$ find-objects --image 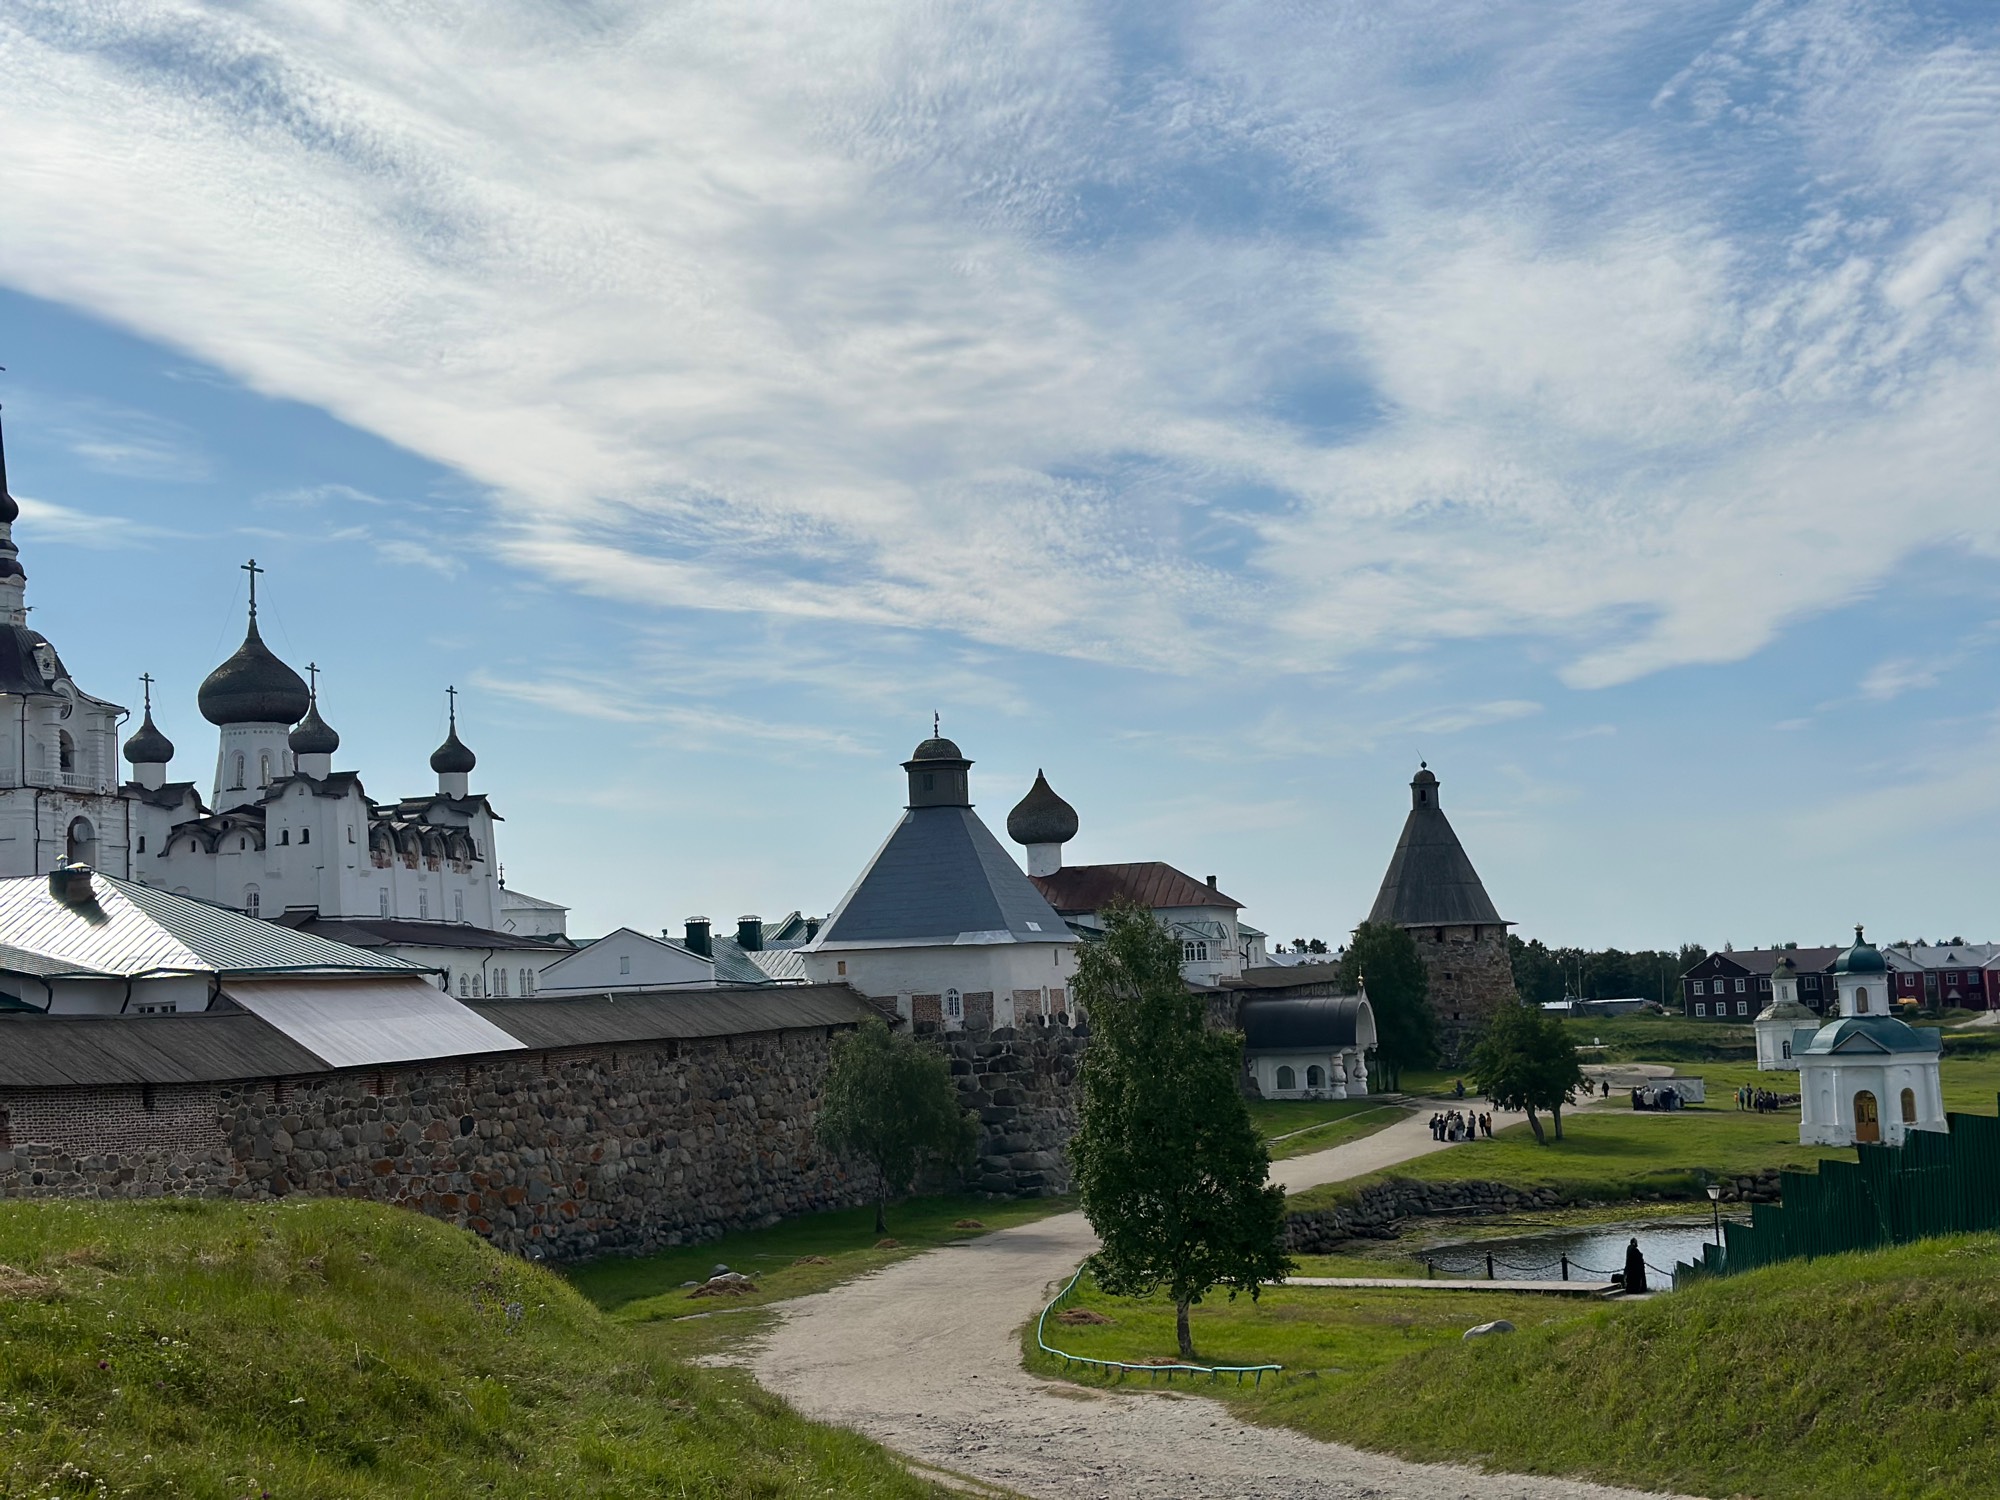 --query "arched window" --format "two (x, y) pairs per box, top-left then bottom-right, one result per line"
(1855, 986), (1869, 1012)
(279, 829), (290, 845)
(231, 752), (246, 789)
(57, 730), (76, 773)
(300, 826), (310, 845)
(66, 817), (96, 867)
(243, 885), (261, 919)
(1901, 1088), (1917, 1124)
(379, 887), (390, 916)
(944, 988), (963, 1019)
(418, 888), (429, 920)
(1275, 1065), (1297, 1092)
(1306, 1065), (1325, 1089)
